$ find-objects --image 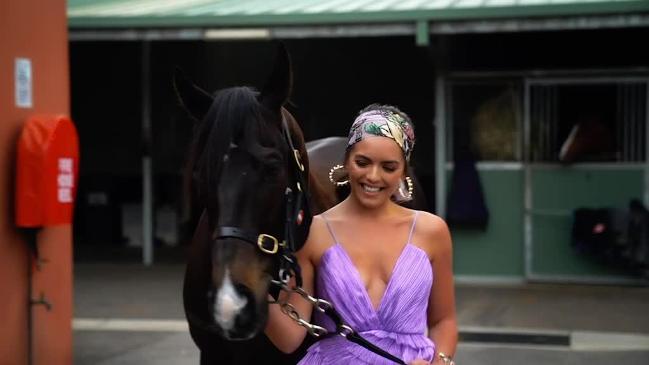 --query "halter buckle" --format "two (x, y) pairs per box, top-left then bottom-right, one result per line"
(257, 234), (279, 254)
(293, 150), (305, 172)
